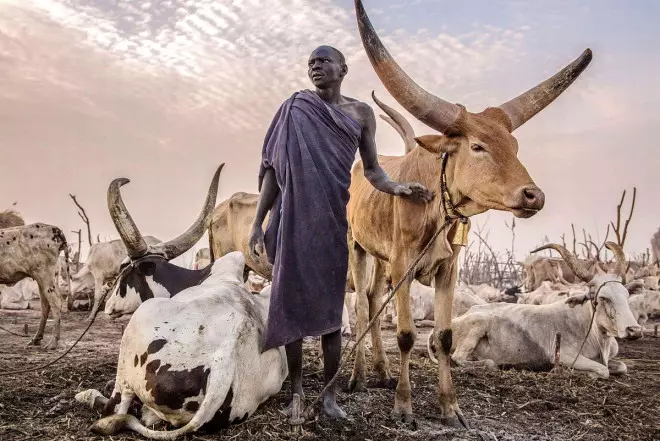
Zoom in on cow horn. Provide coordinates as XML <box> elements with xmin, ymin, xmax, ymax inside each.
<box><xmin>604</xmin><ymin>241</ymin><xmax>626</xmax><ymax>278</ymax></box>
<box><xmin>152</xmin><ymin>164</ymin><xmax>224</xmax><ymax>261</ymax></box>
<box><xmin>372</xmin><ymin>91</ymin><xmax>417</xmax><ymax>153</ymax></box>
<box><xmin>107</xmin><ymin>178</ymin><xmax>149</xmax><ymax>259</ymax></box>
<box><xmin>498</xmin><ymin>49</ymin><xmax>592</xmax><ymax>131</ymax></box>
<box><xmin>531</xmin><ymin>243</ymin><xmax>592</xmax><ymax>283</ymax></box>
<box><xmin>355</xmin><ymin>0</ymin><xmax>461</xmax><ymax>133</ymax></box>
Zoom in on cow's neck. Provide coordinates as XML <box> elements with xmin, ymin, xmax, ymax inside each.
<box><xmin>573</xmin><ymin>300</ymin><xmax>609</xmax><ymax>362</ymax></box>
<box><xmin>153</xmin><ymin>263</ymin><xmax>213</xmax><ymax>297</ymax></box>
<box><xmin>413</xmin><ymin>149</ymin><xmax>484</xmax><ymax>221</ymax></box>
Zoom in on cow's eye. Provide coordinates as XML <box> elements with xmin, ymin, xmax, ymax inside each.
<box><xmin>138</xmin><ymin>261</ymin><xmax>156</xmax><ymax>276</ymax></box>
<box><xmin>471</xmin><ymin>144</ymin><xmax>485</xmax><ymax>152</ymax></box>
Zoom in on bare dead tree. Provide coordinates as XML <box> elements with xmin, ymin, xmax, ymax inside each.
<box><xmin>571</xmin><ymin>223</ymin><xmax>577</xmax><ymax>256</ymax></box>
<box><xmin>69</xmin><ymin>194</ymin><xmax>93</xmax><ymax>247</ymax></box>
<box><xmin>610</xmin><ymin>187</ymin><xmax>637</xmax><ymax>248</ymax></box>
<box><xmin>474</xmin><ymin>229</ymin><xmax>504</xmax><ymax>284</ymax></box>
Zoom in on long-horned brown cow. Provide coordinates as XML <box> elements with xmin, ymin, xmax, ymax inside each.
<box><xmin>349</xmin><ymin>0</ymin><xmax>592</xmax><ymax>427</ymax></box>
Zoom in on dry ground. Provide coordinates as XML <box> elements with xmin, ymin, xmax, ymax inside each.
<box><xmin>0</xmin><ymin>309</ymin><xmax>658</xmax><ymax>441</ymax></box>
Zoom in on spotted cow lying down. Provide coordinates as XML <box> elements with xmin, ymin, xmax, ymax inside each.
<box><xmin>75</xmin><ymin>251</ymin><xmax>288</xmax><ymax>439</ymax></box>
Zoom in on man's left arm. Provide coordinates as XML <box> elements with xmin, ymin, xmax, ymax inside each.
<box><xmin>358</xmin><ymin>103</ymin><xmax>433</xmax><ymax>204</ymax></box>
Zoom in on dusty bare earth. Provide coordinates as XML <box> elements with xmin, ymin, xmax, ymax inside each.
<box><xmin>0</xmin><ymin>309</ymin><xmax>658</xmax><ymax>441</ymax></box>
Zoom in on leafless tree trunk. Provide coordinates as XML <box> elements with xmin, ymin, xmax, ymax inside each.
<box><xmin>70</xmin><ymin>229</ymin><xmax>82</xmax><ymax>272</ymax></box>
<box><xmin>69</xmin><ymin>194</ymin><xmax>93</xmax><ymax>247</ymax></box>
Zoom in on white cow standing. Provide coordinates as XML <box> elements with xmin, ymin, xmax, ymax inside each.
<box><xmin>76</xmin><ymin>251</ymin><xmax>287</xmax><ymax>439</ymax></box>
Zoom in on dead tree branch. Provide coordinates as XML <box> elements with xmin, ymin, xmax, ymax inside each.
<box><xmin>610</xmin><ymin>187</ymin><xmax>637</xmax><ymax>248</ymax></box>
<box><xmin>69</xmin><ymin>194</ymin><xmax>93</xmax><ymax>247</ymax></box>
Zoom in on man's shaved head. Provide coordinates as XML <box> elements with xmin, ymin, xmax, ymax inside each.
<box><xmin>312</xmin><ymin>45</ymin><xmax>346</xmax><ymax>66</ymax></box>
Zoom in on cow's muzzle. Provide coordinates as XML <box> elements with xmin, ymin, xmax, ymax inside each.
<box><xmin>623</xmin><ymin>325</ymin><xmax>643</xmax><ymax>340</ymax></box>
<box><xmin>508</xmin><ymin>185</ymin><xmax>545</xmax><ymax>218</ymax></box>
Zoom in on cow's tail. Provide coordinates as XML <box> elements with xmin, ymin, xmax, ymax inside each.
<box><xmin>56</xmin><ymin>228</ymin><xmax>73</xmax><ymax>305</ymax></box>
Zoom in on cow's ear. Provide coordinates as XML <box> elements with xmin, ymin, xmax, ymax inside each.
<box><xmin>137</xmin><ymin>261</ymin><xmax>156</xmax><ymax>276</ymax></box>
<box><xmin>414</xmin><ymin>135</ymin><xmax>459</xmax><ymax>154</ymax></box>
<box><xmin>566</xmin><ymin>294</ymin><xmax>589</xmax><ymax>308</ymax></box>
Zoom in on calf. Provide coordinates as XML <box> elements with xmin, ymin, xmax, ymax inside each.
<box><xmin>430</xmin><ymin>243</ymin><xmax>642</xmax><ymax>378</ymax></box>
<box><xmin>0</xmin><ymin>223</ymin><xmax>71</xmax><ymax>349</ymax></box>
<box><xmin>75</xmin><ymin>251</ymin><xmax>287</xmax><ymax>438</ymax></box>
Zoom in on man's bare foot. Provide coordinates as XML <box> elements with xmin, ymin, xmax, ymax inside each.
<box><xmin>322</xmin><ymin>395</ymin><xmax>347</xmax><ymax>419</ymax></box>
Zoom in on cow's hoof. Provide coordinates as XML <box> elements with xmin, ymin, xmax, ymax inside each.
<box><xmin>103</xmin><ymin>380</ymin><xmax>116</xmax><ymax>397</ymax></box>
<box><xmin>390</xmin><ymin>408</ymin><xmax>414</xmax><ymax>424</ymax></box>
<box><xmin>440</xmin><ymin>409</ymin><xmax>470</xmax><ymax>430</ymax></box>
<box><xmin>347</xmin><ymin>377</ymin><xmax>366</xmax><ymax>393</ymax></box>
<box><xmin>367</xmin><ymin>377</ymin><xmax>397</xmax><ymax>390</ymax></box>
<box><xmin>26</xmin><ymin>338</ymin><xmax>41</xmax><ymax>347</ymax></box>
<box><xmin>44</xmin><ymin>339</ymin><xmax>59</xmax><ymax>350</ymax></box>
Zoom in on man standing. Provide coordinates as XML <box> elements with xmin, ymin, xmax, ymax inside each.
<box><xmin>249</xmin><ymin>46</ymin><xmax>432</xmax><ymax>419</ymax></box>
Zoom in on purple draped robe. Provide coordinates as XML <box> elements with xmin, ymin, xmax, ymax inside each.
<box><xmin>258</xmin><ymin>90</ymin><xmax>362</xmax><ymax>351</ymax></box>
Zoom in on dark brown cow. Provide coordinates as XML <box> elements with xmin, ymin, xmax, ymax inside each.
<box><xmin>348</xmin><ymin>0</ymin><xmax>592</xmax><ymax>427</ymax></box>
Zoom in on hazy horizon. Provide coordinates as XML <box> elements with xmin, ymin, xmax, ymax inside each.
<box><xmin>1</xmin><ymin>0</ymin><xmax>658</xmax><ymax>265</ymax></box>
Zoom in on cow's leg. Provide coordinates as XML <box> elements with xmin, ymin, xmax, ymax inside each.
<box><xmin>389</xmin><ymin>258</ymin><xmax>416</xmax><ymax>423</ymax></box>
<box><xmin>447</xmin><ymin>324</ymin><xmax>497</xmax><ymax>370</ymax></box>
<box><xmin>42</xmin><ymin>274</ymin><xmax>62</xmax><ymax>350</ymax></box>
<box><xmin>607</xmin><ymin>359</ymin><xmax>627</xmax><ymax>375</ymax></box>
<box><xmin>27</xmin><ymin>284</ymin><xmax>49</xmax><ymax>346</ymax></box>
<box><xmin>560</xmin><ymin>353</ymin><xmax>609</xmax><ymax>379</ymax></box>
<box><xmin>75</xmin><ymin>389</ymin><xmax>109</xmax><ymax>413</ymax></box>
<box><xmin>433</xmin><ymin>252</ymin><xmax>468</xmax><ymax>428</ymax></box>
<box><xmin>348</xmin><ymin>241</ymin><xmax>370</xmax><ymax>392</ymax></box>
<box><xmin>367</xmin><ymin>258</ymin><xmax>395</xmax><ymax>389</ymax></box>
<box><xmin>88</xmin><ymin>276</ymin><xmax>103</xmax><ymax>320</ymax></box>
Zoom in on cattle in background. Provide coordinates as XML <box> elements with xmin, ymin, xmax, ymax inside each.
<box><xmin>0</xmin><ymin>208</ymin><xmax>25</xmax><ymax>229</ymax></box>
<box><xmin>193</xmin><ymin>247</ymin><xmax>211</xmax><ymax>270</ymax></box>
<box><xmin>0</xmin><ymin>223</ymin><xmax>71</xmax><ymax>349</ymax></box>
<box><xmin>522</xmin><ymin>255</ymin><xmax>570</xmax><ymax>291</ymax></box>
<box><xmin>208</xmin><ymin>192</ymin><xmax>273</xmax><ymax>282</ymax></box>
<box><xmin>0</xmin><ymin>278</ymin><xmax>39</xmax><ymax>310</ymax></box>
<box><xmin>70</xmin><ymin>236</ymin><xmax>162</xmax><ymax>320</ymax></box>
<box><xmin>432</xmin><ymin>243</ymin><xmax>641</xmax><ymax>378</ymax></box>
<box><xmin>101</xmin><ymin>166</ymin><xmax>223</xmax><ymax>319</ymax></box>
<box><xmin>75</xmin><ymin>251</ymin><xmax>288</xmax><ymax>438</ymax></box>
<box><xmin>516</xmin><ymin>281</ymin><xmax>589</xmax><ymax>305</ymax></box>
<box><xmin>350</xmin><ymin>0</ymin><xmax>592</xmax><ymax>425</ymax></box>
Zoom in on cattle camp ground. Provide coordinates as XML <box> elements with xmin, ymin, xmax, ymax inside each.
<box><xmin>0</xmin><ymin>306</ymin><xmax>659</xmax><ymax>441</ymax></box>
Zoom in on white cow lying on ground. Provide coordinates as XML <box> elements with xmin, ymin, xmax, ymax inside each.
<box><xmin>387</xmin><ymin>281</ymin><xmax>486</xmax><ymax>326</ymax></box>
<box><xmin>516</xmin><ymin>281</ymin><xmax>589</xmax><ymax>305</ymax></box>
<box><xmin>76</xmin><ymin>251</ymin><xmax>287</xmax><ymax>439</ymax></box>
<box><xmin>429</xmin><ymin>243</ymin><xmax>642</xmax><ymax>379</ymax></box>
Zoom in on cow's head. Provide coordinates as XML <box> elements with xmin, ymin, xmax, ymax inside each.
<box><xmin>532</xmin><ymin>242</ymin><xmax>642</xmax><ymax>340</ymax></box>
<box><xmin>103</xmin><ymin>164</ymin><xmax>224</xmax><ymax>318</ymax></box>
<box><xmin>355</xmin><ymin>0</ymin><xmax>592</xmax><ymax>219</ymax></box>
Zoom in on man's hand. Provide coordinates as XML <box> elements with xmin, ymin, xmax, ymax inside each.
<box><xmin>248</xmin><ymin>225</ymin><xmax>266</xmax><ymax>260</ymax></box>
<box><xmin>394</xmin><ymin>182</ymin><xmax>434</xmax><ymax>204</ymax></box>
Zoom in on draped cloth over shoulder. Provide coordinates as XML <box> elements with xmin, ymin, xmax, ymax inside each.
<box><xmin>258</xmin><ymin>90</ymin><xmax>362</xmax><ymax>351</ymax></box>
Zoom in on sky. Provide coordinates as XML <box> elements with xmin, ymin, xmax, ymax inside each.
<box><xmin>0</xmin><ymin>0</ymin><xmax>658</xmax><ymax>265</ymax></box>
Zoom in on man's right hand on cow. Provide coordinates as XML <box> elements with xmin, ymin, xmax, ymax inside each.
<box><xmin>248</xmin><ymin>225</ymin><xmax>265</xmax><ymax>259</ymax></box>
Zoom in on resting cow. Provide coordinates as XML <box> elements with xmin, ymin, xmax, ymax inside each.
<box><xmin>0</xmin><ymin>223</ymin><xmax>71</xmax><ymax>349</ymax></box>
<box><xmin>102</xmin><ymin>167</ymin><xmax>223</xmax><ymax>319</ymax></box>
<box><xmin>429</xmin><ymin>243</ymin><xmax>642</xmax><ymax>378</ymax></box>
<box><xmin>76</xmin><ymin>251</ymin><xmax>287</xmax><ymax>439</ymax></box>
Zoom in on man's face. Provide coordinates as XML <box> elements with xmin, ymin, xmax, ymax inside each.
<box><xmin>308</xmin><ymin>47</ymin><xmax>346</xmax><ymax>89</ymax></box>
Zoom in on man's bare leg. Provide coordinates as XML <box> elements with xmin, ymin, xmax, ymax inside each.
<box><xmin>322</xmin><ymin>329</ymin><xmax>347</xmax><ymax>419</ymax></box>
<box><xmin>283</xmin><ymin>339</ymin><xmax>304</xmax><ymax>416</ymax></box>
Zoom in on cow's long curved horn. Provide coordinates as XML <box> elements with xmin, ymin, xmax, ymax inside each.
<box><xmin>107</xmin><ymin>178</ymin><xmax>149</xmax><ymax>259</ymax></box>
<box><xmin>531</xmin><ymin>243</ymin><xmax>592</xmax><ymax>283</ymax></box>
<box><xmin>372</xmin><ymin>91</ymin><xmax>416</xmax><ymax>153</ymax></box>
<box><xmin>604</xmin><ymin>241</ymin><xmax>626</xmax><ymax>278</ymax></box>
<box><xmin>152</xmin><ymin>164</ymin><xmax>224</xmax><ymax>261</ymax></box>
<box><xmin>355</xmin><ymin>0</ymin><xmax>461</xmax><ymax>133</ymax></box>
<box><xmin>498</xmin><ymin>49</ymin><xmax>592</xmax><ymax>131</ymax></box>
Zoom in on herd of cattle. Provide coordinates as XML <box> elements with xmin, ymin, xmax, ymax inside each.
<box><xmin>2</xmin><ymin>1</ymin><xmax>660</xmax><ymax>437</ymax></box>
